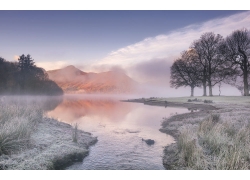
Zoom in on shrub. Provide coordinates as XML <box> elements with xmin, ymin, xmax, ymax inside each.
<box><xmin>187</xmin><ymin>98</ymin><xmax>202</xmax><ymax>102</ymax></box>
<box><xmin>204</xmin><ymin>100</ymin><xmax>213</xmax><ymax>103</ymax></box>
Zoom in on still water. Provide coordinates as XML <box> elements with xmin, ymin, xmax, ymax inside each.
<box><xmin>46</xmin><ymin>95</ymin><xmax>189</xmax><ymax>170</ymax></box>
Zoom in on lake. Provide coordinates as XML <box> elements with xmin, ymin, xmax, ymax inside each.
<box><xmin>46</xmin><ymin>95</ymin><xmax>189</xmax><ymax>170</ymax></box>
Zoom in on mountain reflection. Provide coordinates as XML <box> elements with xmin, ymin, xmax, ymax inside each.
<box><xmin>46</xmin><ymin>96</ymin><xmax>134</xmax><ymax>123</ymax></box>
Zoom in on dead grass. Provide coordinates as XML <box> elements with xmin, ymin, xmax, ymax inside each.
<box><xmin>157</xmin><ymin>96</ymin><xmax>250</xmax><ymax>170</ymax></box>
<box><xmin>72</xmin><ymin>123</ymin><xmax>78</xmax><ymax>143</ymax></box>
<box><xmin>0</xmin><ymin>102</ymin><xmax>42</xmax><ymax>155</ymax></box>
<box><xmin>157</xmin><ymin>96</ymin><xmax>250</xmax><ymax>104</ymax></box>
<box><xmin>0</xmin><ymin>96</ymin><xmax>97</xmax><ymax>170</ymax></box>
<box><xmin>173</xmin><ymin>113</ymin><xmax>250</xmax><ymax>169</ymax></box>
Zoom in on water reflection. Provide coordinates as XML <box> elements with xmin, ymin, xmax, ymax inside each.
<box><xmin>1</xmin><ymin>95</ymin><xmax>63</xmax><ymax>112</ymax></box>
<box><xmin>46</xmin><ymin>95</ymin><xmax>189</xmax><ymax>170</ymax></box>
<box><xmin>46</xmin><ymin>96</ymin><xmax>133</xmax><ymax>123</ymax></box>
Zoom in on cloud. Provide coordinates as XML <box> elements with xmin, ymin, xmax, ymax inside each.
<box><xmin>13</xmin><ymin>55</ymin><xmax>19</xmax><ymax>61</ymax></box>
<box><xmin>95</xmin><ymin>11</ymin><xmax>250</xmax><ymax>73</ymax></box>
<box><xmin>36</xmin><ymin>11</ymin><xmax>250</xmax><ymax>96</ymax></box>
<box><xmin>36</xmin><ymin>61</ymin><xmax>69</xmax><ymax>71</ymax></box>
<box><xmin>87</xmin><ymin>11</ymin><xmax>250</xmax><ymax>96</ymax></box>
<box><xmin>129</xmin><ymin>58</ymin><xmax>172</xmax><ymax>83</ymax></box>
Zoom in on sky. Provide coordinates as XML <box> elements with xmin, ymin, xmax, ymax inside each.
<box><xmin>1</xmin><ymin>10</ymin><xmax>250</xmax><ymax>96</ymax></box>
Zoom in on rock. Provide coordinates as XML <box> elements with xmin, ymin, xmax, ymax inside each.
<box><xmin>142</xmin><ymin>138</ymin><xmax>155</xmax><ymax>145</ymax></box>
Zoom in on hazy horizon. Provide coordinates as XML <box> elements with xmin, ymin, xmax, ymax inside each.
<box><xmin>2</xmin><ymin>6</ymin><xmax>250</xmax><ymax>171</ymax></box>
<box><xmin>1</xmin><ymin>10</ymin><xmax>248</xmax><ymax>97</ymax></box>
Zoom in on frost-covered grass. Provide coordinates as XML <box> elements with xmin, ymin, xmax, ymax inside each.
<box><xmin>0</xmin><ymin>102</ymin><xmax>41</xmax><ymax>156</ymax></box>
<box><xmin>151</xmin><ymin>96</ymin><xmax>250</xmax><ymax>104</ymax></box>
<box><xmin>0</xmin><ymin>97</ymin><xmax>97</xmax><ymax>170</ymax></box>
<box><xmin>176</xmin><ymin>113</ymin><xmax>250</xmax><ymax>169</ymax></box>
<box><xmin>161</xmin><ymin>96</ymin><xmax>250</xmax><ymax>170</ymax></box>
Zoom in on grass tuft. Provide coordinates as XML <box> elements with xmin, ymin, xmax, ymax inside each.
<box><xmin>0</xmin><ymin>101</ymin><xmax>42</xmax><ymax>155</ymax></box>
<box><xmin>176</xmin><ymin>113</ymin><xmax>250</xmax><ymax>169</ymax></box>
<box><xmin>72</xmin><ymin>123</ymin><xmax>78</xmax><ymax>143</ymax></box>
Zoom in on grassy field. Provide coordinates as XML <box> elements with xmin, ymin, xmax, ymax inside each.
<box><xmin>150</xmin><ymin>95</ymin><xmax>250</xmax><ymax>104</ymax></box>
<box><xmin>0</xmin><ymin>97</ymin><xmax>97</xmax><ymax>170</ymax></box>
<box><xmin>154</xmin><ymin>96</ymin><xmax>250</xmax><ymax>169</ymax></box>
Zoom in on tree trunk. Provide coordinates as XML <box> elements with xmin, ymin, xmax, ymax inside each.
<box><xmin>219</xmin><ymin>84</ymin><xmax>221</xmax><ymax>96</ymax></box>
<box><xmin>203</xmin><ymin>81</ymin><xmax>207</xmax><ymax>96</ymax></box>
<box><xmin>243</xmin><ymin>68</ymin><xmax>249</xmax><ymax>96</ymax></box>
<box><xmin>202</xmin><ymin>66</ymin><xmax>207</xmax><ymax>96</ymax></box>
<box><xmin>191</xmin><ymin>86</ymin><xmax>194</xmax><ymax>97</ymax></box>
<box><xmin>239</xmin><ymin>49</ymin><xmax>249</xmax><ymax>96</ymax></box>
<box><xmin>208</xmin><ymin>61</ymin><xmax>213</xmax><ymax>96</ymax></box>
<box><xmin>208</xmin><ymin>79</ymin><xmax>213</xmax><ymax>96</ymax></box>
<box><xmin>209</xmin><ymin>84</ymin><xmax>213</xmax><ymax>96</ymax></box>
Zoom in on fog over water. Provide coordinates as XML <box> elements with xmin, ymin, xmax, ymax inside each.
<box><xmin>45</xmin><ymin>95</ymin><xmax>189</xmax><ymax>169</ymax></box>
<box><xmin>1</xmin><ymin>94</ymin><xmax>241</xmax><ymax>169</ymax></box>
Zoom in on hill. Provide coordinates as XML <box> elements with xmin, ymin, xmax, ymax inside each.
<box><xmin>47</xmin><ymin>65</ymin><xmax>139</xmax><ymax>94</ymax></box>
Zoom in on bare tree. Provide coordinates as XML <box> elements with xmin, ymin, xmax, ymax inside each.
<box><xmin>225</xmin><ymin>75</ymin><xmax>250</xmax><ymax>96</ymax></box>
<box><xmin>220</xmin><ymin>28</ymin><xmax>250</xmax><ymax>96</ymax></box>
<box><xmin>191</xmin><ymin>40</ymin><xmax>208</xmax><ymax>96</ymax></box>
<box><xmin>191</xmin><ymin>32</ymin><xmax>227</xmax><ymax>96</ymax></box>
<box><xmin>218</xmin><ymin>82</ymin><xmax>222</xmax><ymax>96</ymax></box>
<box><xmin>170</xmin><ymin>50</ymin><xmax>202</xmax><ymax>96</ymax></box>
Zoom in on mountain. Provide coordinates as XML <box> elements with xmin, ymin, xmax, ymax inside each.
<box><xmin>47</xmin><ymin>65</ymin><xmax>139</xmax><ymax>94</ymax></box>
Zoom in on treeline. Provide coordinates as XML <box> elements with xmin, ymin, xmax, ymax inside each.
<box><xmin>170</xmin><ymin>28</ymin><xmax>250</xmax><ymax>96</ymax></box>
<box><xmin>0</xmin><ymin>54</ymin><xmax>63</xmax><ymax>95</ymax></box>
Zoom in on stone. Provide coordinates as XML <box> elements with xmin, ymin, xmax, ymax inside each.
<box><xmin>142</xmin><ymin>138</ymin><xmax>155</xmax><ymax>145</ymax></box>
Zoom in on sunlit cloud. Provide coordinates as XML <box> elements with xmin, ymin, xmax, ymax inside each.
<box><xmin>94</xmin><ymin>11</ymin><xmax>250</xmax><ymax>81</ymax></box>
<box><xmin>36</xmin><ymin>61</ymin><xmax>69</xmax><ymax>71</ymax></box>
<box><xmin>82</xmin><ymin>11</ymin><xmax>250</xmax><ymax>96</ymax></box>
<box><xmin>13</xmin><ymin>55</ymin><xmax>19</xmax><ymax>61</ymax></box>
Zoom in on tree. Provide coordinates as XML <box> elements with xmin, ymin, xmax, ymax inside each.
<box><xmin>0</xmin><ymin>57</ymin><xmax>20</xmax><ymax>94</ymax></box>
<box><xmin>18</xmin><ymin>54</ymin><xmax>36</xmax><ymax>91</ymax></box>
<box><xmin>18</xmin><ymin>54</ymin><xmax>35</xmax><ymax>72</ymax></box>
<box><xmin>191</xmin><ymin>40</ymin><xmax>208</xmax><ymax>96</ymax></box>
<box><xmin>170</xmin><ymin>50</ymin><xmax>202</xmax><ymax>96</ymax></box>
<box><xmin>0</xmin><ymin>57</ymin><xmax>7</xmax><ymax>92</ymax></box>
<box><xmin>191</xmin><ymin>32</ymin><xmax>228</xmax><ymax>96</ymax></box>
<box><xmin>220</xmin><ymin>28</ymin><xmax>250</xmax><ymax>96</ymax></box>
<box><xmin>218</xmin><ymin>82</ymin><xmax>222</xmax><ymax>96</ymax></box>
<box><xmin>0</xmin><ymin>54</ymin><xmax>63</xmax><ymax>95</ymax></box>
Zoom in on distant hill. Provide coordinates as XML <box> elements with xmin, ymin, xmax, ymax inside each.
<box><xmin>47</xmin><ymin>65</ymin><xmax>139</xmax><ymax>94</ymax></box>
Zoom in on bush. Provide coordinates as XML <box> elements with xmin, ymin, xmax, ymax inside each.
<box><xmin>204</xmin><ymin>100</ymin><xmax>213</xmax><ymax>103</ymax></box>
<box><xmin>187</xmin><ymin>98</ymin><xmax>202</xmax><ymax>102</ymax></box>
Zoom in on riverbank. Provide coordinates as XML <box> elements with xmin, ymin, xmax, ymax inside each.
<box><xmin>124</xmin><ymin>96</ymin><xmax>250</xmax><ymax>170</ymax></box>
<box><xmin>0</xmin><ymin>98</ymin><xmax>97</xmax><ymax>170</ymax></box>
<box><xmin>0</xmin><ymin>117</ymin><xmax>97</xmax><ymax>170</ymax></box>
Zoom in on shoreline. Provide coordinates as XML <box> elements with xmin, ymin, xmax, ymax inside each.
<box><xmin>0</xmin><ymin>117</ymin><xmax>97</xmax><ymax>170</ymax></box>
<box><xmin>121</xmin><ymin>98</ymin><xmax>217</xmax><ymax>111</ymax></box>
<box><xmin>122</xmin><ymin>97</ymin><xmax>219</xmax><ymax>169</ymax></box>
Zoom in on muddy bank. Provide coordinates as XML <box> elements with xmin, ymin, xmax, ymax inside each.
<box><xmin>0</xmin><ymin>117</ymin><xmax>97</xmax><ymax>170</ymax></box>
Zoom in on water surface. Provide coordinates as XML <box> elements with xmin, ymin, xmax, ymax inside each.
<box><xmin>46</xmin><ymin>95</ymin><xmax>189</xmax><ymax>170</ymax></box>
